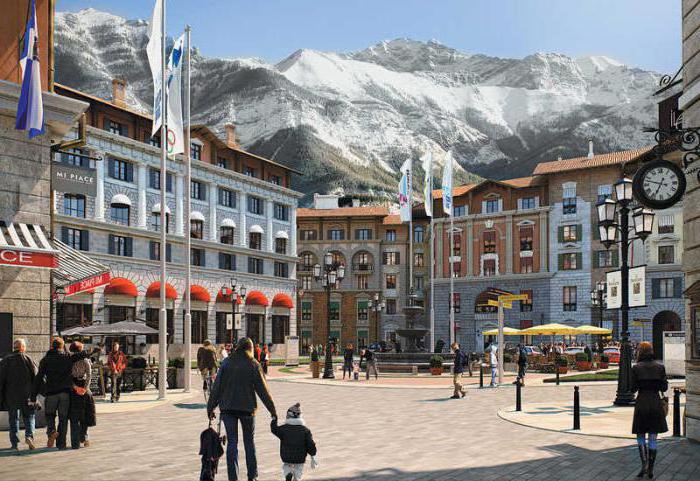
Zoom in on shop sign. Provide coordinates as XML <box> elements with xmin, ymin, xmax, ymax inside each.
<box><xmin>0</xmin><ymin>248</ymin><xmax>56</xmax><ymax>268</ymax></box>
<box><xmin>63</xmin><ymin>272</ymin><xmax>111</xmax><ymax>296</ymax></box>
<box><xmin>52</xmin><ymin>163</ymin><xmax>97</xmax><ymax>196</ymax></box>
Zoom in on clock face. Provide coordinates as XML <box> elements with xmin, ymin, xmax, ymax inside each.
<box><xmin>632</xmin><ymin>159</ymin><xmax>686</xmax><ymax>210</ymax></box>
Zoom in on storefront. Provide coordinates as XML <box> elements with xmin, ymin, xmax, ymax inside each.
<box><xmin>271</xmin><ymin>293</ymin><xmax>293</xmax><ymax>345</ymax></box>
<box><xmin>102</xmin><ymin>277</ymin><xmax>138</xmax><ymax>353</ymax></box>
<box><xmin>245</xmin><ymin>291</ymin><xmax>268</xmax><ymax>345</ymax></box>
<box><xmin>144</xmin><ymin>282</ymin><xmax>177</xmax><ymax>344</ymax></box>
<box><xmin>189</xmin><ymin>285</ymin><xmax>211</xmax><ymax>344</ymax></box>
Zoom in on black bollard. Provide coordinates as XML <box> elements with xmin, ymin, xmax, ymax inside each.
<box><xmin>479</xmin><ymin>359</ymin><xmax>484</xmax><ymax>388</ymax></box>
<box><xmin>516</xmin><ymin>379</ymin><xmax>522</xmax><ymax>412</ymax></box>
<box><xmin>673</xmin><ymin>388</ymin><xmax>681</xmax><ymax>437</ymax></box>
<box><xmin>555</xmin><ymin>355</ymin><xmax>560</xmax><ymax>386</ymax></box>
<box><xmin>573</xmin><ymin>386</ymin><xmax>581</xmax><ymax>430</ymax></box>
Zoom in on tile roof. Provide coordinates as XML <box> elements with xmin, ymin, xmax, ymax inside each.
<box><xmin>297</xmin><ymin>206</ymin><xmax>390</xmax><ymax>218</ymax></box>
<box><xmin>382</xmin><ymin>214</ymin><xmax>403</xmax><ymax>225</ymax></box>
<box><xmin>532</xmin><ymin>147</ymin><xmax>654</xmax><ymax>175</ymax></box>
<box><xmin>432</xmin><ymin>183</ymin><xmax>477</xmax><ymax>199</ymax></box>
<box><xmin>432</xmin><ymin>175</ymin><xmax>542</xmax><ymax>199</ymax></box>
<box><xmin>501</xmin><ymin>176</ymin><xmax>543</xmax><ymax>188</ymax></box>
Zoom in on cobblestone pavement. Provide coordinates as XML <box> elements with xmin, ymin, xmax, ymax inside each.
<box><xmin>1</xmin><ymin>380</ymin><xmax>698</xmax><ymax>481</ymax></box>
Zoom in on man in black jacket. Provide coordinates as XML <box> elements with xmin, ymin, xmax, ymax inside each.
<box><xmin>207</xmin><ymin>337</ymin><xmax>277</xmax><ymax>481</ymax></box>
<box><xmin>0</xmin><ymin>339</ymin><xmax>37</xmax><ymax>451</ymax></box>
<box><xmin>32</xmin><ymin>337</ymin><xmax>73</xmax><ymax>449</ymax></box>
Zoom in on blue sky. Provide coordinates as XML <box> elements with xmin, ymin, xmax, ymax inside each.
<box><xmin>58</xmin><ymin>0</ymin><xmax>681</xmax><ymax>73</ymax></box>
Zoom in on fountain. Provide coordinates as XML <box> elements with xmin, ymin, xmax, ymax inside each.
<box><xmin>395</xmin><ymin>290</ymin><xmax>429</xmax><ymax>352</ymax></box>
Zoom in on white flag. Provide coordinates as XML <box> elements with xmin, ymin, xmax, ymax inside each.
<box><xmin>166</xmin><ymin>34</ymin><xmax>185</xmax><ymax>157</ymax></box>
<box><xmin>398</xmin><ymin>158</ymin><xmax>412</xmax><ymax>223</ymax></box>
<box><xmin>442</xmin><ymin>151</ymin><xmax>453</xmax><ymax>217</ymax></box>
<box><xmin>146</xmin><ymin>0</ymin><xmax>163</xmax><ymax>136</ymax></box>
<box><xmin>421</xmin><ymin>151</ymin><xmax>433</xmax><ymax>217</ymax></box>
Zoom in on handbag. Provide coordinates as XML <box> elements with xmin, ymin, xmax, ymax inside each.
<box><xmin>660</xmin><ymin>393</ymin><xmax>669</xmax><ymax>417</ymax></box>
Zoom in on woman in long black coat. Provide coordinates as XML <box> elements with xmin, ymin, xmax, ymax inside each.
<box><xmin>631</xmin><ymin>341</ymin><xmax>668</xmax><ymax>479</ymax></box>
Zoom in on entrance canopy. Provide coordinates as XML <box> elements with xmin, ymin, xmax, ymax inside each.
<box><xmin>0</xmin><ymin>221</ymin><xmax>58</xmax><ymax>268</ymax></box>
<box><xmin>52</xmin><ymin>239</ymin><xmax>110</xmax><ymax>297</ymax></box>
<box><xmin>62</xmin><ymin>320</ymin><xmax>158</xmax><ymax>336</ymax></box>
<box><xmin>272</xmin><ymin>293</ymin><xmax>294</xmax><ymax>309</ymax></box>
<box><xmin>146</xmin><ymin>282</ymin><xmax>178</xmax><ymax>300</ymax></box>
<box><xmin>246</xmin><ymin>291</ymin><xmax>269</xmax><ymax>307</ymax></box>
<box><xmin>104</xmin><ymin>277</ymin><xmax>138</xmax><ymax>297</ymax></box>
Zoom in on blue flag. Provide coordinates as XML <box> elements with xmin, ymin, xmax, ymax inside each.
<box><xmin>15</xmin><ymin>0</ymin><xmax>44</xmax><ymax>139</ymax></box>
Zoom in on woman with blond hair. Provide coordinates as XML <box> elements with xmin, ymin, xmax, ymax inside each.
<box><xmin>631</xmin><ymin>341</ymin><xmax>668</xmax><ymax>478</ymax></box>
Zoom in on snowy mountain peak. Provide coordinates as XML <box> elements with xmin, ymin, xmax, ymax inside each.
<box><xmin>576</xmin><ymin>55</ymin><xmax>625</xmax><ymax>76</ymax></box>
<box><xmin>351</xmin><ymin>38</ymin><xmax>472</xmax><ymax>73</ymax></box>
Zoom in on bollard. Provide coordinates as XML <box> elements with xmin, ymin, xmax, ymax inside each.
<box><xmin>555</xmin><ymin>356</ymin><xmax>560</xmax><ymax>386</ymax></box>
<box><xmin>479</xmin><ymin>361</ymin><xmax>484</xmax><ymax>388</ymax></box>
<box><xmin>673</xmin><ymin>388</ymin><xmax>681</xmax><ymax>437</ymax></box>
<box><xmin>516</xmin><ymin>379</ymin><xmax>522</xmax><ymax>412</ymax></box>
<box><xmin>573</xmin><ymin>386</ymin><xmax>581</xmax><ymax>430</ymax></box>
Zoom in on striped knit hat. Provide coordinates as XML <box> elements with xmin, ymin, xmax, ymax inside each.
<box><xmin>286</xmin><ymin>403</ymin><xmax>302</xmax><ymax>419</ymax></box>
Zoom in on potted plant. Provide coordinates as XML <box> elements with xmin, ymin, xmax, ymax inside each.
<box><xmin>555</xmin><ymin>357</ymin><xmax>568</xmax><ymax>375</ymax></box>
<box><xmin>599</xmin><ymin>355</ymin><xmax>610</xmax><ymax>369</ymax></box>
<box><xmin>310</xmin><ymin>350</ymin><xmax>320</xmax><ymax>378</ymax></box>
<box><xmin>575</xmin><ymin>352</ymin><xmax>592</xmax><ymax>371</ymax></box>
<box><xmin>430</xmin><ymin>355</ymin><xmax>444</xmax><ymax>375</ymax></box>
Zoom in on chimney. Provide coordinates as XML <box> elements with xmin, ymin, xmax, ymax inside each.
<box><xmin>112</xmin><ymin>79</ymin><xmax>127</xmax><ymax>107</ymax></box>
<box><xmin>587</xmin><ymin>139</ymin><xmax>594</xmax><ymax>158</ymax></box>
<box><xmin>225</xmin><ymin>123</ymin><xmax>239</xmax><ymax>149</ymax></box>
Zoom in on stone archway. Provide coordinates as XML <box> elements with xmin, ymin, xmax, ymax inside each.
<box><xmin>652</xmin><ymin>310</ymin><xmax>682</xmax><ymax>360</ymax></box>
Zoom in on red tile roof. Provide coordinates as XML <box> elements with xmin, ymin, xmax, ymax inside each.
<box><xmin>297</xmin><ymin>206</ymin><xmax>390</xmax><ymax>218</ymax></box>
<box><xmin>533</xmin><ymin>147</ymin><xmax>654</xmax><ymax>175</ymax></box>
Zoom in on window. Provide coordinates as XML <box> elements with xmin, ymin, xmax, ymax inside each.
<box><xmin>300</xmin><ymin>253</ymin><xmax>315</xmax><ymax>271</ymax></box>
<box><xmin>414</xmin><ymin>253</ymin><xmax>424</xmax><ymax>267</ymax></box>
<box><xmin>62</xmin><ymin>227</ymin><xmax>89</xmax><ymax>251</ymax></box>
<box><xmin>483</xmin><ymin>259</ymin><xmax>496</xmax><ymax>276</ymax></box>
<box><xmin>274</xmin><ymin>262</ymin><xmax>289</xmax><ymax>278</ymax></box>
<box><xmin>454</xmin><ymin>205</ymin><xmax>467</xmax><ymax>217</ymax></box>
<box><xmin>268</xmin><ymin>174</ymin><xmax>281</xmax><ymax>185</ymax></box>
<box><xmin>191</xmin><ymin>180</ymin><xmax>206</xmax><ymax>200</ymax></box>
<box><xmin>520</xmin><ymin>256</ymin><xmax>533</xmax><ymax>274</ymax></box>
<box><xmin>597</xmin><ymin>184</ymin><xmax>613</xmax><ymax>203</ymax></box>
<box><xmin>248</xmin><ymin>257</ymin><xmax>264</xmax><ymax>274</ymax></box>
<box><xmin>109</xmin><ymin>158</ymin><xmax>133</xmax><ymax>182</ymax></box>
<box><xmin>449</xmin><ymin>293</ymin><xmax>461</xmax><ymax>313</ymax></box>
<box><xmin>414</xmin><ymin>226</ymin><xmax>424</xmax><ymax>243</ymax></box>
<box><xmin>383</xmin><ymin>252</ymin><xmax>400</xmax><ymax>265</ymax></box>
<box><xmin>357</xmin><ymin>301</ymin><xmax>368</xmax><ymax>321</ymax></box>
<box><xmin>657</xmin><ymin>278</ymin><xmax>676</xmax><ymax>298</ymax></box>
<box><xmin>300</xmin><ymin>276</ymin><xmax>312</xmax><ymax>290</ymax></box>
<box><xmin>274</xmin><ymin>203</ymin><xmax>289</xmax><ymax>221</ymax></box>
<box><xmin>218</xmin><ymin>188</ymin><xmax>236</xmax><ymax>208</ymax></box>
<box><xmin>414</xmin><ymin>276</ymin><xmax>424</xmax><ymax>291</ymax></box>
<box><xmin>216</xmin><ymin>157</ymin><xmax>227</xmax><ymax>169</ymax></box>
<box><xmin>191</xmin><ymin>248</ymin><xmax>205</xmax><ymax>267</ymax></box>
<box><xmin>249</xmin><ymin>232</ymin><xmax>262</xmax><ymax>250</ymax></box>
<box><xmin>190</xmin><ymin>142</ymin><xmax>202</xmax><ymax>161</ymax></box>
<box><xmin>191</xmin><ymin>311</ymin><xmax>208</xmax><ymax>344</ymax></box>
<box><xmin>220</xmin><ymin>226</ymin><xmax>235</xmax><ymax>245</ymax></box>
<box><xmin>60</xmin><ymin>148</ymin><xmax>89</xmax><ymax>167</ymax></box>
<box><xmin>148</xmin><ymin>136</ymin><xmax>161</xmax><ymax>148</ymax></box>
<box><xmin>356</xmin><ymin>276</ymin><xmax>368</xmax><ymax>289</ymax></box>
<box><xmin>385</xmin><ymin>229</ymin><xmax>396</xmax><ymax>242</ymax></box>
<box><xmin>357</xmin><ymin>329</ymin><xmax>369</xmax><ymax>349</ymax></box>
<box><xmin>561</xmin><ymin>253</ymin><xmax>579</xmax><ymax>270</ymax></box>
<box><xmin>63</xmin><ymin>194</ymin><xmax>85</xmax><ymax>218</ymax></box>
<box><xmin>300</xmin><ymin>230</ymin><xmax>317</xmax><ymax>241</ymax></box>
<box><xmin>107</xmin><ymin>119</ymin><xmax>124</xmax><ymax>136</ymax></box>
<box><xmin>149</xmin><ymin>241</ymin><xmax>172</xmax><ymax>262</ymax></box>
<box><xmin>330</xmin><ymin>251</ymin><xmax>345</xmax><ymax>266</ymax></box>
<box><xmin>271</xmin><ymin>315</ymin><xmax>289</xmax><ymax>344</ymax></box>
<box><xmin>301</xmin><ymin>301</ymin><xmax>312</xmax><ymax>321</ymax></box>
<box><xmin>452</xmin><ymin>232</ymin><xmax>462</xmax><ymax>257</ymax></box>
<box><xmin>328</xmin><ymin>229</ymin><xmax>344</xmax><ymax>241</ymax></box>
<box><xmin>151</xmin><ymin>213</ymin><xmax>170</xmax><ymax>233</ymax></box>
<box><xmin>451</xmin><ymin>261</ymin><xmax>461</xmax><ymax>277</ymax></box>
<box><xmin>247</xmin><ymin>196</ymin><xmax>263</xmax><ymax>215</ymax></box>
<box><xmin>56</xmin><ymin>303</ymin><xmax>92</xmax><ymax>333</ymax></box>
<box><xmin>108</xmin><ymin>235</ymin><xmax>132</xmax><ymax>257</ymax></box>
<box><xmin>149</xmin><ymin>169</ymin><xmax>173</xmax><ymax>192</ymax></box>
<box><xmin>596</xmin><ymin>250</ymin><xmax>617</xmax><ymax>268</ymax></box>
<box><xmin>329</xmin><ymin>301</ymin><xmax>340</xmax><ymax>322</ymax></box>
<box><xmin>483</xmin><ymin>231</ymin><xmax>496</xmax><ymax>254</ymax></box>
<box><xmin>110</xmin><ymin>204</ymin><xmax>130</xmax><ymax>226</ymax></box>
<box><xmin>272</xmin><ymin>238</ymin><xmax>285</xmax><ymax>255</ymax></box>
<box><xmin>658</xmin><ymin>215</ymin><xmax>675</xmax><ymax>234</ymax></box>
<box><xmin>658</xmin><ymin>245</ymin><xmax>675</xmax><ymax>264</ymax></box>
<box><xmin>385</xmin><ymin>274</ymin><xmax>397</xmax><ymax>289</ymax></box>
<box><xmin>520</xmin><ymin>197</ymin><xmax>536</xmax><ymax>210</ymax></box>
<box><xmin>485</xmin><ymin>199</ymin><xmax>500</xmax><ymax>213</ymax></box>
<box><xmin>563</xmin><ymin>286</ymin><xmax>577</xmax><ymax>311</ymax></box>
<box><xmin>517</xmin><ymin>227</ymin><xmax>533</xmax><ymax>251</ymax></box>
<box><xmin>355</xmin><ymin>252</ymin><xmax>372</xmax><ymax>268</ymax></box>
<box><xmin>355</xmin><ymin>228</ymin><xmax>372</xmax><ymax>240</ymax></box>
<box><xmin>190</xmin><ymin>220</ymin><xmax>204</xmax><ymax>239</ymax></box>
<box><xmin>563</xmin><ymin>197</ymin><xmax>577</xmax><ymax>214</ymax></box>
<box><xmin>562</xmin><ymin>225</ymin><xmax>578</xmax><ymax>242</ymax></box>
<box><xmin>520</xmin><ymin>290</ymin><xmax>533</xmax><ymax>312</ymax></box>
<box><xmin>243</xmin><ymin>166</ymin><xmax>257</xmax><ymax>178</ymax></box>
<box><xmin>385</xmin><ymin>299</ymin><xmax>397</xmax><ymax>315</ymax></box>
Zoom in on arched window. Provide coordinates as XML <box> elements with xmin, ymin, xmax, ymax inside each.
<box><xmin>190</xmin><ymin>220</ymin><xmax>204</xmax><ymax>239</ymax></box>
<box><xmin>63</xmin><ymin>194</ymin><xmax>86</xmax><ymax>218</ymax></box>
<box><xmin>111</xmin><ymin>203</ymin><xmax>130</xmax><ymax>226</ymax></box>
<box><xmin>353</xmin><ymin>251</ymin><xmax>374</xmax><ymax>271</ymax></box>
<box><xmin>299</xmin><ymin>252</ymin><xmax>317</xmax><ymax>272</ymax></box>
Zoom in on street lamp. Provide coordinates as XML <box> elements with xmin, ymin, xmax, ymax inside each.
<box><xmin>313</xmin><ymin>252</ymin><xmax>345</xmax><ymax>378</ymax></box>
<box><xmin>367</xmin><ymin>293</ymin><xmax>385</xmax><ymax>345</ymax></box>
<box><xmin>220</xmin><ymin>278</ymin><xmax>246</xmax><ymax>345</ymax></box>
<box><xmin>590</xmin><ymin>280</ymin><xmax>607</xmax><ymax>339</ymax></box>
<box><xmin>596</xmin><ymin>177</ymin><xmax>655</xmax><ymax>406</ymax></box>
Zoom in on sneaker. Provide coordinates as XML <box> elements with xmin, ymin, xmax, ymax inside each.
<box><xmin>25</xmin><ymin>437</ymin><xmax>35</xmax><ymax>450</ymax></box>
<box><xmin>460</xmin><ymin>391</ymin><xmax>466</xmax><ymax>398</ymax></box>
<box><xmin>47</xmin><ymin>432</ymin><xmax>58</xmax><ymax>448</ymax></box>
<box><xmin>450</xmin><ymin>395</ymin><xmax>460</xmax><ymax>399</ymax></box>
<box><xmin>83</xmin><ymin>440</ymin><xmax>90</xmax><ymax>447</ymax></box>
<box><xmin>10</xmin><ymin>445</ymin><xmax>19</xmax><ymax>452</ymax></box>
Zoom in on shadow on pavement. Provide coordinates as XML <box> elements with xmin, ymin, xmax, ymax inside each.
<box><xmin>173</xmin><ymin>403</ymin><xmax>207</xmax><ymax>410</ymax></box>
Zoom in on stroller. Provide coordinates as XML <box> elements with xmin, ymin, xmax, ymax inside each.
<box><xmin>199</xmin><ymin>416</ymin><xmax>226</xmax><ymax>481</ymax></box>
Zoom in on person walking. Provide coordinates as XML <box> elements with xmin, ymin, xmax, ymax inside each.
<box><xmin>631</xmin><ymin>341</ymin><xmax>668</xmax><ymax>479</ymax></box>
<box><xmin>450</xmin><ymin>342</ymin><xmax>466</xmax><ymax>399</ymax></box>
<box><xmin>362</xmin><ymin>348</ymin><xmax>379</xmax><ymax>380</ymax></box>
<box><xmin>68</xmin><ymin>341</ymin><xmax>94</xmax><ymax>449</ymax></box>
<box><xmin>0</xmin><ymin>339</ymin><xmax>37</xmax><ymax>451</ymax></box>
<box><xmin>515</xmin><ymin>344</ymin><xmax>528</xmax><ymax>386</ymax></box>
<box><xmin>271</xmin><ymin>403</ymin><xmax>318</xmax><ymax>481</ymax></box>
<box><xmin>107</xmin><ymin>342</ymin><xmax>127</xmax><ymax>403</ymax></box>
<box><xmin>207</xmin><ymin>338</ymin><xmax>277</xmax><ymax>481</ymax></box>
<box><xmin>488</xmin><ymin>344</ymin><xmax>498</xmax><ymax>387</ymax></box>
<box><xmin>342</xmin><ymin>344</ymin><xmax>354</xmax><ymax>380</ymax></box>
<box><xmin>197</xmin><ymin>340</ymin><xmax>219</xmax><ymax>391</ymax></box>
<box><xmin>32</xmin><ymin>337</ymin><xmax>73</xmax><ymax>449</ymax></box>
<box><xmin>260</xmin><ymin>344</ymin><xmax>269</xmax><ymax>376</ymax></box>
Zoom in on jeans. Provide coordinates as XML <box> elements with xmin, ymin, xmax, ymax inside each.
<box><xmin>342</xmin><ymin>362</ymin><xmax>353</xmax><ymax>378</ymax></box>
<box><xmin>7</xmin><ymin>406</ymin><xmax>35</xmax><ymax>448</ymax></box>
<box><xmin>221</xmin><ymin>413</ymin><xmax>257</xmax><ymax>481</ymax></box>
<box><xmin>111</xmin><ymin>372</ymin><xmax>122</xmax><ymax>400</ymax></box>
<box><xmin>366</xmin><ymin>360</ymin><xmax>379</xmax><ymax>380</ymax></box>
<box><xmin>45</xmin><ymin>392</ymin><xmax>70</xmax><ymax>448</ymax></box>
<box><xmin>490</xmin><ymin>367</ymin><xmax>498</xmax><ymax>386</ymax></box>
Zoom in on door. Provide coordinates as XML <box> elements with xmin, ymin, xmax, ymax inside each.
<box><xmin>246</xmin><ymin>314</ymin><xmax>262</xmax><ymax>344</ymax></box>
<box><xmin>0</xmin><ymin>313</ymin><xmax>12</xmax><ymax>358</ymax></box>
<box><xmin>652</xmin><ymin>311</ymin><xmax>682</xmax><ymax>360</ymax></box>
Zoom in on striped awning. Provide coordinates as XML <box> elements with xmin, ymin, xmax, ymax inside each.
<box><xmin>0</xmin><ymin>222</ymin><xmax>58</xmax><ymax>268</ymax></box>
<box><xmin>52</xmin><ymin>239</ymin><xmax>110</xmax><ymax>297</ymax></box>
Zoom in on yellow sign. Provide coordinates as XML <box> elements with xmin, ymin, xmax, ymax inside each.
<box><xmin>487</xmin><ymin>299</ymin><xmax>512</xmax><ymax>309</ymax></box>
<box><xmin>499</xmin><ymin>294</ymin><xmax>529</xmax><ymax>302</ymax></box>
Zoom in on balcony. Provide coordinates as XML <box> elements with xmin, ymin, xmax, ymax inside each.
<box><xmin>299</xmin><ymin>264</ymin><xmax>314</xmax><ymax>272</ymax></box>
<box><xmin>353</xmin><ymin>263</ymin><xmax>374</xmax><ymax>273</ymax></box>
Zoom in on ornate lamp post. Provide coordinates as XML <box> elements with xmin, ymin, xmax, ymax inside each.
<box><xmin>590</xmin><ymin>280</ymin><xmax>607</xmax><ymax>329</ymax></box>
<box><xmin>367</xmin><ymin>293</ymin><xmax>385</xmax><ymax>345</ymax></box>
<box><xmin>220</xmin><ymin>278</ymin><xmax>246</xmax><ymax>344</ymax></box>
<box><xmin>313</xmin><ymin>252</ymin><xmax>345</xmax><ymax>379</ymax></box>
<box><xmin>597</xmin><ymin>178</ymin><xmax>654</xmax><ymax>406</ymax></box>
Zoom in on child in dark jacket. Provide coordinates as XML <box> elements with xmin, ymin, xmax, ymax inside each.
<box><xmin>271</xmin><ymin>403</ymin><xmax>317</xmax><ymax>481</ymax></box>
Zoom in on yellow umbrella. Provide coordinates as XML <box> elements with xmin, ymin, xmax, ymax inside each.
<box><xmin>519</xmin><ymin>323</ymin><xmax>580</xmax><ymax>336</ymax></box>
<box><xmin>573</xmin><ymin>325</ymin><xmax>612</xmax><ymax>335</ymax></box>
<box><xmin>482</xmin><ymin>327</ymin><xmax>523</xmax><ymax>336</ymax></box>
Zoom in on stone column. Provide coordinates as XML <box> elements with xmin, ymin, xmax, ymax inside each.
<box><xmin>539</xmin><ymin>211</ymin><xmax>548</xmax><ymax>271</ymax></box>
<box><xmin>94</xmin><ymin>150</ymin><xmax>105</xmax><ymax>221</ymax></box>
<box><xmin>239</xmin><ymin>192</ymin><xmax>247</xmax><ymax>247</ymax></box>
<box><xmin>209</xmin><ymin>181</ymin><xmax>217</xmax><ymax>242</ymax></box>
<box><xmin>436</xmin><ymin>223</ymin><xmax>444</xmax><ymax>278</ymax></box>
<box><xmin>175</xmin><ymin>174</ymin><xmax>184</xmax><ymax>236</ymax></box>
<box><xmin>266</xmin><ymin>199</ymin><xmax>274</xmax><ymax>252</ymax></box>
<box><xmin>290</xmin><ymin>206</ymin><xmax>297</xmax><ymax>256</ymax></box>
<box><xmin>505</xmin><ymin>214</ymin><xmax>513</xmax><ymax>274</ymax></box>
<box><xmin>137</xmin><ymin>164</ymin><xmax>147</xmax><ymax>229</ymax></box>
<box><xmin>466</xmin><ymin>219</ymin><xmax>473</xmax><ymax>276</ymax></box>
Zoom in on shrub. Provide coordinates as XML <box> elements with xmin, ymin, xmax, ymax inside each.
<box><xmin>600</xmin><ymin>355</ymin><xmax>610</xmax><ymax>363</ymax></box>
<box><xmin>575</xmin><ymin>352</ymin><xmax>588</xmax><ymax>362</ymax></box>
<box><xmin>430</xmin><ymin>355</ymin><xmax>444</xmax><ymax>368</ymax></box>
<box><xmin>555</xmin><ymin>357</ymin><xmax>568</xmax><ymax>367</ymax></box>
<box><xmin>168</xmin><ymin>357</ymin><xmax>185</xmax><ymax>368</ymax></box>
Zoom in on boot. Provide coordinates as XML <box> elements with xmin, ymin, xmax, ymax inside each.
<box><xmin>636</xmin><ymin>444</ymin><xmax>647</xmax><ymax>478</ymax></box>
<box><xmin>647</xmin><ymin>449</ymin><xmax>657</xmax><ymax>478</ymax></box>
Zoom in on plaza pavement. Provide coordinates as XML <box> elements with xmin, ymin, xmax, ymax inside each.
<box><xmin>1</xmin><ymin>375</ymin><xmax>699</xmax><ymax>481</ymax></box>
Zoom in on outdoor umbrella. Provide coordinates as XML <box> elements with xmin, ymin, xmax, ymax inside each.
<box><xmin>519</xmin><ymin>323</ymin><xmax>580</xmax><ymax>346</ymax></box>
<box><xmin>572</xmin><ymin>325</ymin><xmax>612</xmax><ymax>335</ymax></box>
<box><xmin>482</xmin><ymin>327</ymin><xmax>523</xmax><ymax>336</ymax></box>
<box><xmin>61</xmin><ymin>320</ymin><xmax>158</xmax><ymax>337</ymax></box>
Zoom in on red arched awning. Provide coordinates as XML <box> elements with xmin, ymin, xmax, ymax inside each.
<box><xmin>103</xmin><ymin>277</ymin><xmax>138</xmax><ymax>297</ymax></box>
<box><xmin>190</xmin><ymin>285</ymin><xmax>211</xmax><ymax>302</ymax></box>
<box><xmin>216</xmin><ymin>291</ymin><xmax>243</xmax><ymax>304</ymax></box>
<box><xmin>245</xmin><ymin>290</ymin><xmax>269</xmax><ymax>307</ymax></box>
<box><xmin>271</xmin><ymin>293</ymin><xmax>294</xmax><ymax>309</ymax></box>
<box><xmin>145</xmin><ymin>282</ymin><xmax>178</xmax><ymax>300</ymax></box>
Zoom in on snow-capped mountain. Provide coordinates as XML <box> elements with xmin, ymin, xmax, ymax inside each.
<box><xmin>54</xmin><ymin>9</ymin><xmax>661</xmax><ymax>203</ymax></box>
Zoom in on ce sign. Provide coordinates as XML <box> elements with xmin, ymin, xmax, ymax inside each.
<box><xmin>0</xmin><ymin>248</ymin><xmax>57</xmax><ymax>268</ymax></box>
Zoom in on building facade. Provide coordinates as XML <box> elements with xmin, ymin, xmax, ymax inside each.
<box><xmin>52</xmin><ymin>82</ymin><xmax>302</xmax><ymax>356</ymax></box>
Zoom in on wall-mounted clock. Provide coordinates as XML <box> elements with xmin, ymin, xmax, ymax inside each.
<box><xmin>632</xmin><ymin>158</ymin><xmax>686</xmax><ymax>209</ymax></box>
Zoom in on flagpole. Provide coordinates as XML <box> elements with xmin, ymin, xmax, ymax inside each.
<box><xmin>183</xmin><ymin>24</ymin><xmax>192</xmax><ymax>393</ymax></box>
<box><xmin>157</xmin><ymin>0</ymin><xmax>168</xmax><ymax>400</ymax></box>
<box><xmin>429</xmin><ymin>215</ymin><xmax>435</xmax><ymax>350</ymax></box>
<box><xmin>449</xmin><ymin>215</ymin><xmax>455</xmax><ymax>347</ymax></box>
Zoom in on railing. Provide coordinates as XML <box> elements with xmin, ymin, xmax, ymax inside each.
<box><xmin>353</xmin><ymin>263</ymin><xmax>374</xmax><ymax>272</ymax></box>
<box><xmin>299</xmin><ymin>264</ymin><xmax>314</xmax><ymax>272</ymax></box>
